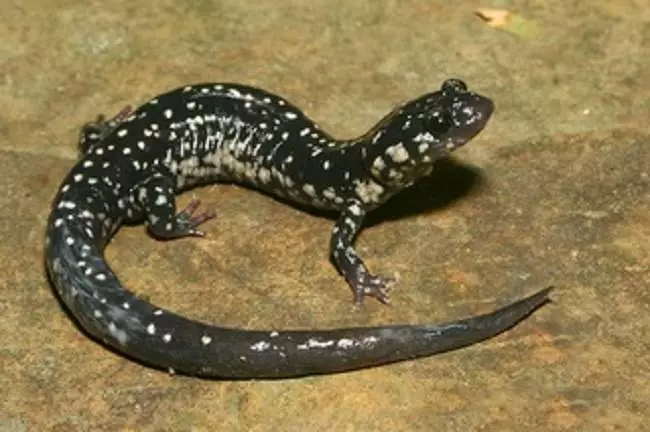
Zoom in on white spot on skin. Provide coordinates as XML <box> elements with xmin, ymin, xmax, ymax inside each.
<box><xmin>302</xmin><ymin>184</ymin><xmax>316</xmax><ymax>197</ymax></box>
<box><xmin>372</xmin><ymin>157</ymin><xmax>386</xmax><ymax>172</ymax></box>
<box><xmin>269</xmin><ymin>331</ymin><xmax>279</xmax><ymax>338</ymax></box>
<box><xmin>258</xmin><ymin>168</ymin><xmax>271</xmax><ymax>183</ymax></box>
<box><xmin>354</xmin><ymin>180</ymin><xmax>385</xmax><ymax>204</ymax></box>
<box><xmin>147</xmin><ymin>323</ymin><xmax>156</xmax><ymax>335</ymax></box>
<box><xmin>297</xmin><ymin>338</ymin><xmax>335</xmax><ymax>350</ymax></box>
<box><xmin>201</xmin><ymin>335</ymin><xmax>212</xmax><ymax>345</ymax></box>
<box><xmin>155</xmin><ymin>195</ymin><xmax>168</xmax><ymax>206</ymax></box>
<box><xmin>337</xmin><ymin>338</ymin><xmax>354</xmax><ymax>349</ymax></box>
<box><xmin>59</xmin><ymin>201</ymin><xmax>76</xmax><ymax>210</ymax></box>
<box><xmin>250</xmin><ymin>341</ymin><xmax>271</xmax><ymax>352</ymax></box>
<box><xmin>108</xmin><ymin>322</ymin><xmax>128</xmax><ymax>345</ymax></box>
<box><xmin>322</xmin><ymin>187</ymin><xmax>337</xmax><ymax>200</ymax></box>
<box><xmin>162</xmin><ymin>333</ymin><xmax>172</xmax><ymax>343</ymax></box>
<box><xmin>117</xmin><ymin>128</ymin><xmax>128</xmax><ymax>137</ymax></box>
<box><xmin>153</xmin><ymin>309</ymin><xmax>163</xmax><ymax>316</ymax></box>
<box><xmin>385</xmin><ymin>142</ymin><xmax>410</xmax><ymax>163</ymax></box>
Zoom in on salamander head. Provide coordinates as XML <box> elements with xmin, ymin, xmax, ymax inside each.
<box><xmin>364</xmin><ymin>79</ymin><xmax>494</xmax><ymax>187</ymax></box>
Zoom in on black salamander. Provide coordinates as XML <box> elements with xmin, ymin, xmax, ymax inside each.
<box><xmin>44</xmin><ymin>79</ymin><xmax>552</xmax><ymax>379</ymax></box>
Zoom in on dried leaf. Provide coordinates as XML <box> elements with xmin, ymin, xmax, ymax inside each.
<box><xmin>476</xmin><ymin>8</ymin><xmax>539</xmax><ymax>38</ymax></box>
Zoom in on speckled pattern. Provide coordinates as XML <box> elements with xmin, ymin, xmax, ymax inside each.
<box><xmin>44</xmin><ymin>79</ymin><xmax>551</xmax><ymax>378</ymax></box>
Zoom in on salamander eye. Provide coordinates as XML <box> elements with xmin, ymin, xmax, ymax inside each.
<box><xmin>428</xmin><ymin>111</ymin><xmax>452</xmax><ymax>135</ymax></box>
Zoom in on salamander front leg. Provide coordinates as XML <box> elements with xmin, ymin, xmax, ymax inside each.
<box><xmin>331</xmin><ymin>200</ymin><xmax>397</xmax><ymax>306</ymax></box>
<box><xmin>135</xmin><ymin>172</ymin><xmax>216</xmax><ymax>240</ymax></box>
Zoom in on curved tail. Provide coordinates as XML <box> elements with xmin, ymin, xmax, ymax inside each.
<box><xmin>47</xmin><ymin>222</ymin><xmax>552</xmax><ymax>379</ymax></box>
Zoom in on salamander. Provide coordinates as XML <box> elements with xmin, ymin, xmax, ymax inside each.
<box><xmin>44</xmin><ymin>79</ymin><xmax>552</xmax><ymax>378</ymax></box>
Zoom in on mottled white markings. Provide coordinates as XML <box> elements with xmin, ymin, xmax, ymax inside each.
<box><xmin>413</xmin><ymin>132</ymin><xmax>435</xmax><ymax>143</ymax></box>
<box><xmin>337</xmin><ymin>338</ymin><xmax>354</xmax><ymax>349</ymax></box>
<box><xmin>258</xmin><ymin>167</ymin><xmax>271</xmax><ymax>183</ymax></box>
<box><xmin>354</xmin><ymin>180</ymin><xmax>385</xmax><ymax>204</ymax></box>
<box><xmin>302</xmin><ymin>184</ymin><xmax>316</xmax><ymax>197</ymax></box>
<box><xmin>322</xmin><ymin>187</ymin><xmax>337</xmax><ymax>200</ymax></box>
<box><xmin>297</xmin><ymin>338</ymin><xmax>335</xmax><ymax>350</ymax></box>
<box><xmin>250</xmin><ymin>340</ymin><xmax>271</xmax><ymax>352</ymax></box>
<box><xmin>385</xmin><ymin>142</ymin><xmax>409</xmax><ymax>163</ymax></box>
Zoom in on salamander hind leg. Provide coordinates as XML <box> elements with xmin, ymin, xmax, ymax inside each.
<box><xmin>136</xmin><ymin>171</ymin><xmax>216</xmax><ymax>240</ymax></box>
<box><xmin>78</xmin><ymin>105</ymin><xmax>133</xmax><ymax>154</ymax></box>
<box><xmin>331</xmin><ymin>201</ymin><xmax>397</xmax><ymax>306</ymax></box>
